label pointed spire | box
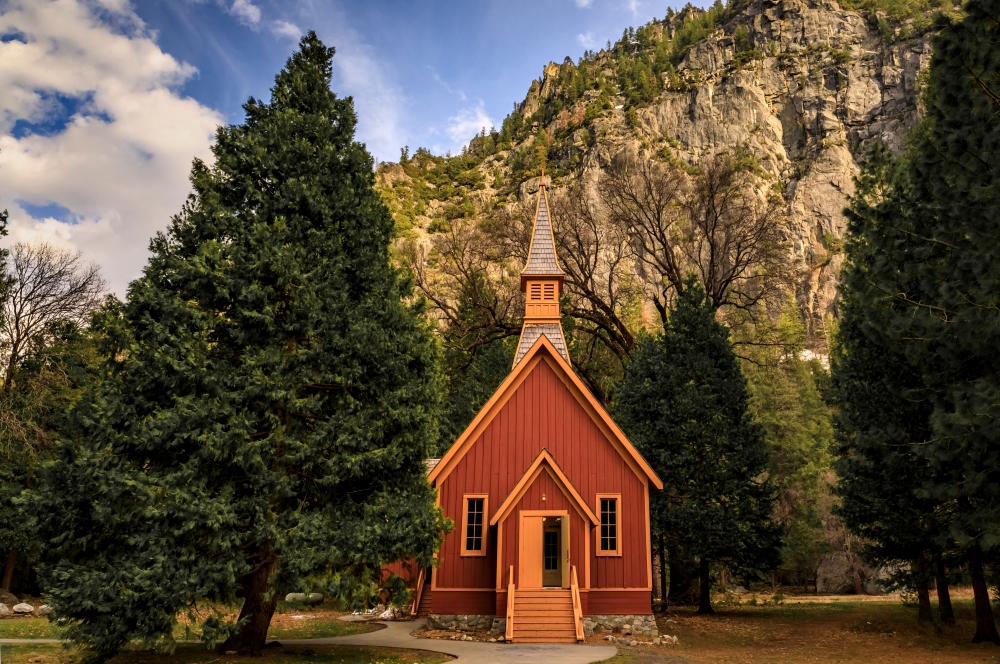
[522,170,563,277]
[514,171,569,368]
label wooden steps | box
[416,586,432,618]
[511,588,577,643]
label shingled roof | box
[522,178,563,276]
[515,323,568,365]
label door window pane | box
[544,530,559,570]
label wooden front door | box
[519,515,545,588]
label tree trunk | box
[913,556,932,622]
[667,544,696,605]
[934,553,955,626]
[0,548,16,591]
[658,533,668,609]
[720,568,727,594]
[698,556,714,615]
[221,551,280,654]
[969,545,1000,644]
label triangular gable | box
[428,334,663,490]
[490,449,599,527]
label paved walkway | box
[283,617,617,664]
[1,618,618,664]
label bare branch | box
[1,241,107,390]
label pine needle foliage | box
[30,33,446,659]
[614,276,780,612]
[832,0,1000,642]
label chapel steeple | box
[514,173,569,367]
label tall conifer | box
[31,34,445,657]
[833,149,948,616]
[834,0,1000,641]
[614,277,780,613]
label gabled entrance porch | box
[491,450,597,643]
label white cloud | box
[626,0,641,16]
[428,66,466,101]
[229,0,261,26]
[294,4,408,162]
[577,32,597,48]
[0,0,223,294]
[445,102,495,152]
[271,19,301,41]
[574,0,594,7]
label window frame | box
[595,493,622,557]
[460,494,490,557]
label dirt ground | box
[597,596,1000,664]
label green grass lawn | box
[0,644,450,664]
[0,618,63,640]
[2,608,377,644]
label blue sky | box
[0,0,696,293]
[134,0,676,159]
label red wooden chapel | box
[403,177,662,643]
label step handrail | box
[506,566,515,642]
[570,566,584,642]
[410,567,426,617]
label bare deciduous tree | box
[1,241,106,391]
[400,219,522,360]
[601,149,789,322]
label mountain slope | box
[377,0,956,348]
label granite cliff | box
[378,0,947,348]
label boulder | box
[0,603,9,616]
[0,591,17,606]
[377,609,395,621]
[284,592,323,606]
[12,603,34,614]
[38,605,53,617]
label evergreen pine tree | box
[614,276,780,614]
[839,0,1000,643]
[834,143,956,624]
[30,34,445,658]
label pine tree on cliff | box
[31,33,446,658]
[836,0,1000,644]
[614,276,780,614]
[832,146,952,623]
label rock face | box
[526,0,930,345]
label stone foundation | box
[428,613,657,639]
[583,614,658,638]
[426,614,493,631]
[489,617,506,636]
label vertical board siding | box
[437,360,650,596]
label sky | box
[0,0,690,295]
